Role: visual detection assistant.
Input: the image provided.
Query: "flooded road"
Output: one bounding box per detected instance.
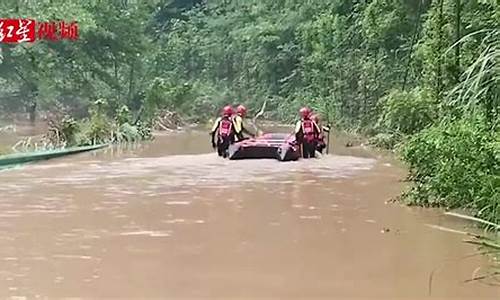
[0,130,499,299]
[0,120,47,153]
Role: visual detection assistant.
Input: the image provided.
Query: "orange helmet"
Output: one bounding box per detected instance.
[299,107,311,118]
[221,105,234,117]
[236,105,247,117]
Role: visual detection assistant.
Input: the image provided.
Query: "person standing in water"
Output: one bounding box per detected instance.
[233,105,255,141]
[311,113,328,154]
[210,105,236,158]
[294,107,321,158]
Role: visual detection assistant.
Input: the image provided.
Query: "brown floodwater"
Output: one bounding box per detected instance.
[0,129,499,299]
[0,120,48,152]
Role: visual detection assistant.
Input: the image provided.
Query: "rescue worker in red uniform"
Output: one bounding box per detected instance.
[233,105,255,141]
[210,105,236,158]
[294,107,321,158]
[311,114,327,154]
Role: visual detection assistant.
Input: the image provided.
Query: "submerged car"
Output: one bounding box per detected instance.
[228,133,300,161]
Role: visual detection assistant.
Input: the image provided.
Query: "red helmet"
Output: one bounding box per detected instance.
[299,107,311,118]
[221,105,234,116]
[236,105,247,117]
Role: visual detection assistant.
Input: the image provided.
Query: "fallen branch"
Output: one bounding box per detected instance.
[464,272,500,284]
[153,110,183,131]
[0,125,16,133]
[464,239,500,250]
[251,100,267,136]
[424,224,470,235]
[471,267,482,282]
[428,249,499,296]
[12,139,23,152]
[24,137,32,150]
[155,117,171,131]
[445,211,500,230]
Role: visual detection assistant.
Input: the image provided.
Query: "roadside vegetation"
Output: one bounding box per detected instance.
[0,0,498,251]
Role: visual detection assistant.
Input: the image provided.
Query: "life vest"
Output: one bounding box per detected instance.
[302,119,317,142]
[218,117,233,138]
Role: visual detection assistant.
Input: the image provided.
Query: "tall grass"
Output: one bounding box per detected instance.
[401,28,500,223]
[445,29,499,125]
[444,212,500,287]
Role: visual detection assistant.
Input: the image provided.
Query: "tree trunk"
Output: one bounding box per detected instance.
[28,101,37,123]
[436,0,444,101]
[454,0,461,83]
[403,0,423,91]
[128,61,135,102]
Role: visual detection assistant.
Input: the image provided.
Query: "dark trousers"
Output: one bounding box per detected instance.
[302,141,317,158]
[217,137,231,158]
[316,141,326,154]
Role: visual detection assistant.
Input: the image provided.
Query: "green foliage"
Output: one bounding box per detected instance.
[377,88,436,135]
[401,116,500,222]
[445,29,500,125]
[85,112,111,145]
[362,0,410,50]
[135,121,153,141]
[80,100,150,145]
[115,122,141,143]
[116,105,132,125]
[0,0,157,119]
[60,115,78,145]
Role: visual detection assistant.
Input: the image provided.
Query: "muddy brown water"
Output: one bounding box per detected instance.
[0,128,499,299]
[0,121,48,152]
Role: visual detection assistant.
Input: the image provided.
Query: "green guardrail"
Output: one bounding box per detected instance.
[0,144,109,167]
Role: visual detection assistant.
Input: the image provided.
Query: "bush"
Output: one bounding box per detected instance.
[116,105,132,125]
[136,121,153,140]
[85,114,111,145]
[115,123,141,143]
[60,116,79,146]
[377,88,437,135]
[400,116,500,223]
